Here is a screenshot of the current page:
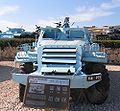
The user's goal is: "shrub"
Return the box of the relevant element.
[0,38,35,49]
[93,40,120,48]
[0,47,16,60]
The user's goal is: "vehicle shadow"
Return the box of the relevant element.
[108,70,120,102]
[0,65,16,82]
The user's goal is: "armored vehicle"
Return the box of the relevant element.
[0,27,25,38]
[12,17,110,104]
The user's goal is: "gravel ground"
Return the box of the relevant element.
[0,61,120,111]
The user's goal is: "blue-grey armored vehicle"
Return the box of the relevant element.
[12,17,110,104]
[0,27,25,38]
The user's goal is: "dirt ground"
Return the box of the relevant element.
[0,61,120,111]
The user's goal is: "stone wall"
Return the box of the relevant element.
[106,48,120,65]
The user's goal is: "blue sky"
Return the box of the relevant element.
[0,0,120,31]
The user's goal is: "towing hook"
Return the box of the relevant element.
[52,70,56,74]
[68,69,71,75]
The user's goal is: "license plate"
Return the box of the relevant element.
[87,75,102,81]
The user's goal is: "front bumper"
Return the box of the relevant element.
[12,71,102,88]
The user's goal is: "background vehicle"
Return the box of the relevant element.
[0,27,25,38]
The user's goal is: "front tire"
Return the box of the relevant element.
[19,62,33,102]
[84,63,110,104]
[19,84,25,102]
[22,62,33,73]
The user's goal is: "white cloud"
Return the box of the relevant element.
[37,0,120,27]
[0,5,19,16]
[100,0,120,10]
[0,20,18,31]
[70,0,120,23]
[38,18,60,28]
[0,20,35,32]
[70,7,113,23]
[0,5,19,31]
[22,24,34,32]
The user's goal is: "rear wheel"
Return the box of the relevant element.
[84,63,110,104]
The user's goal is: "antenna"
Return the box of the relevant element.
[71,22,75,26]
